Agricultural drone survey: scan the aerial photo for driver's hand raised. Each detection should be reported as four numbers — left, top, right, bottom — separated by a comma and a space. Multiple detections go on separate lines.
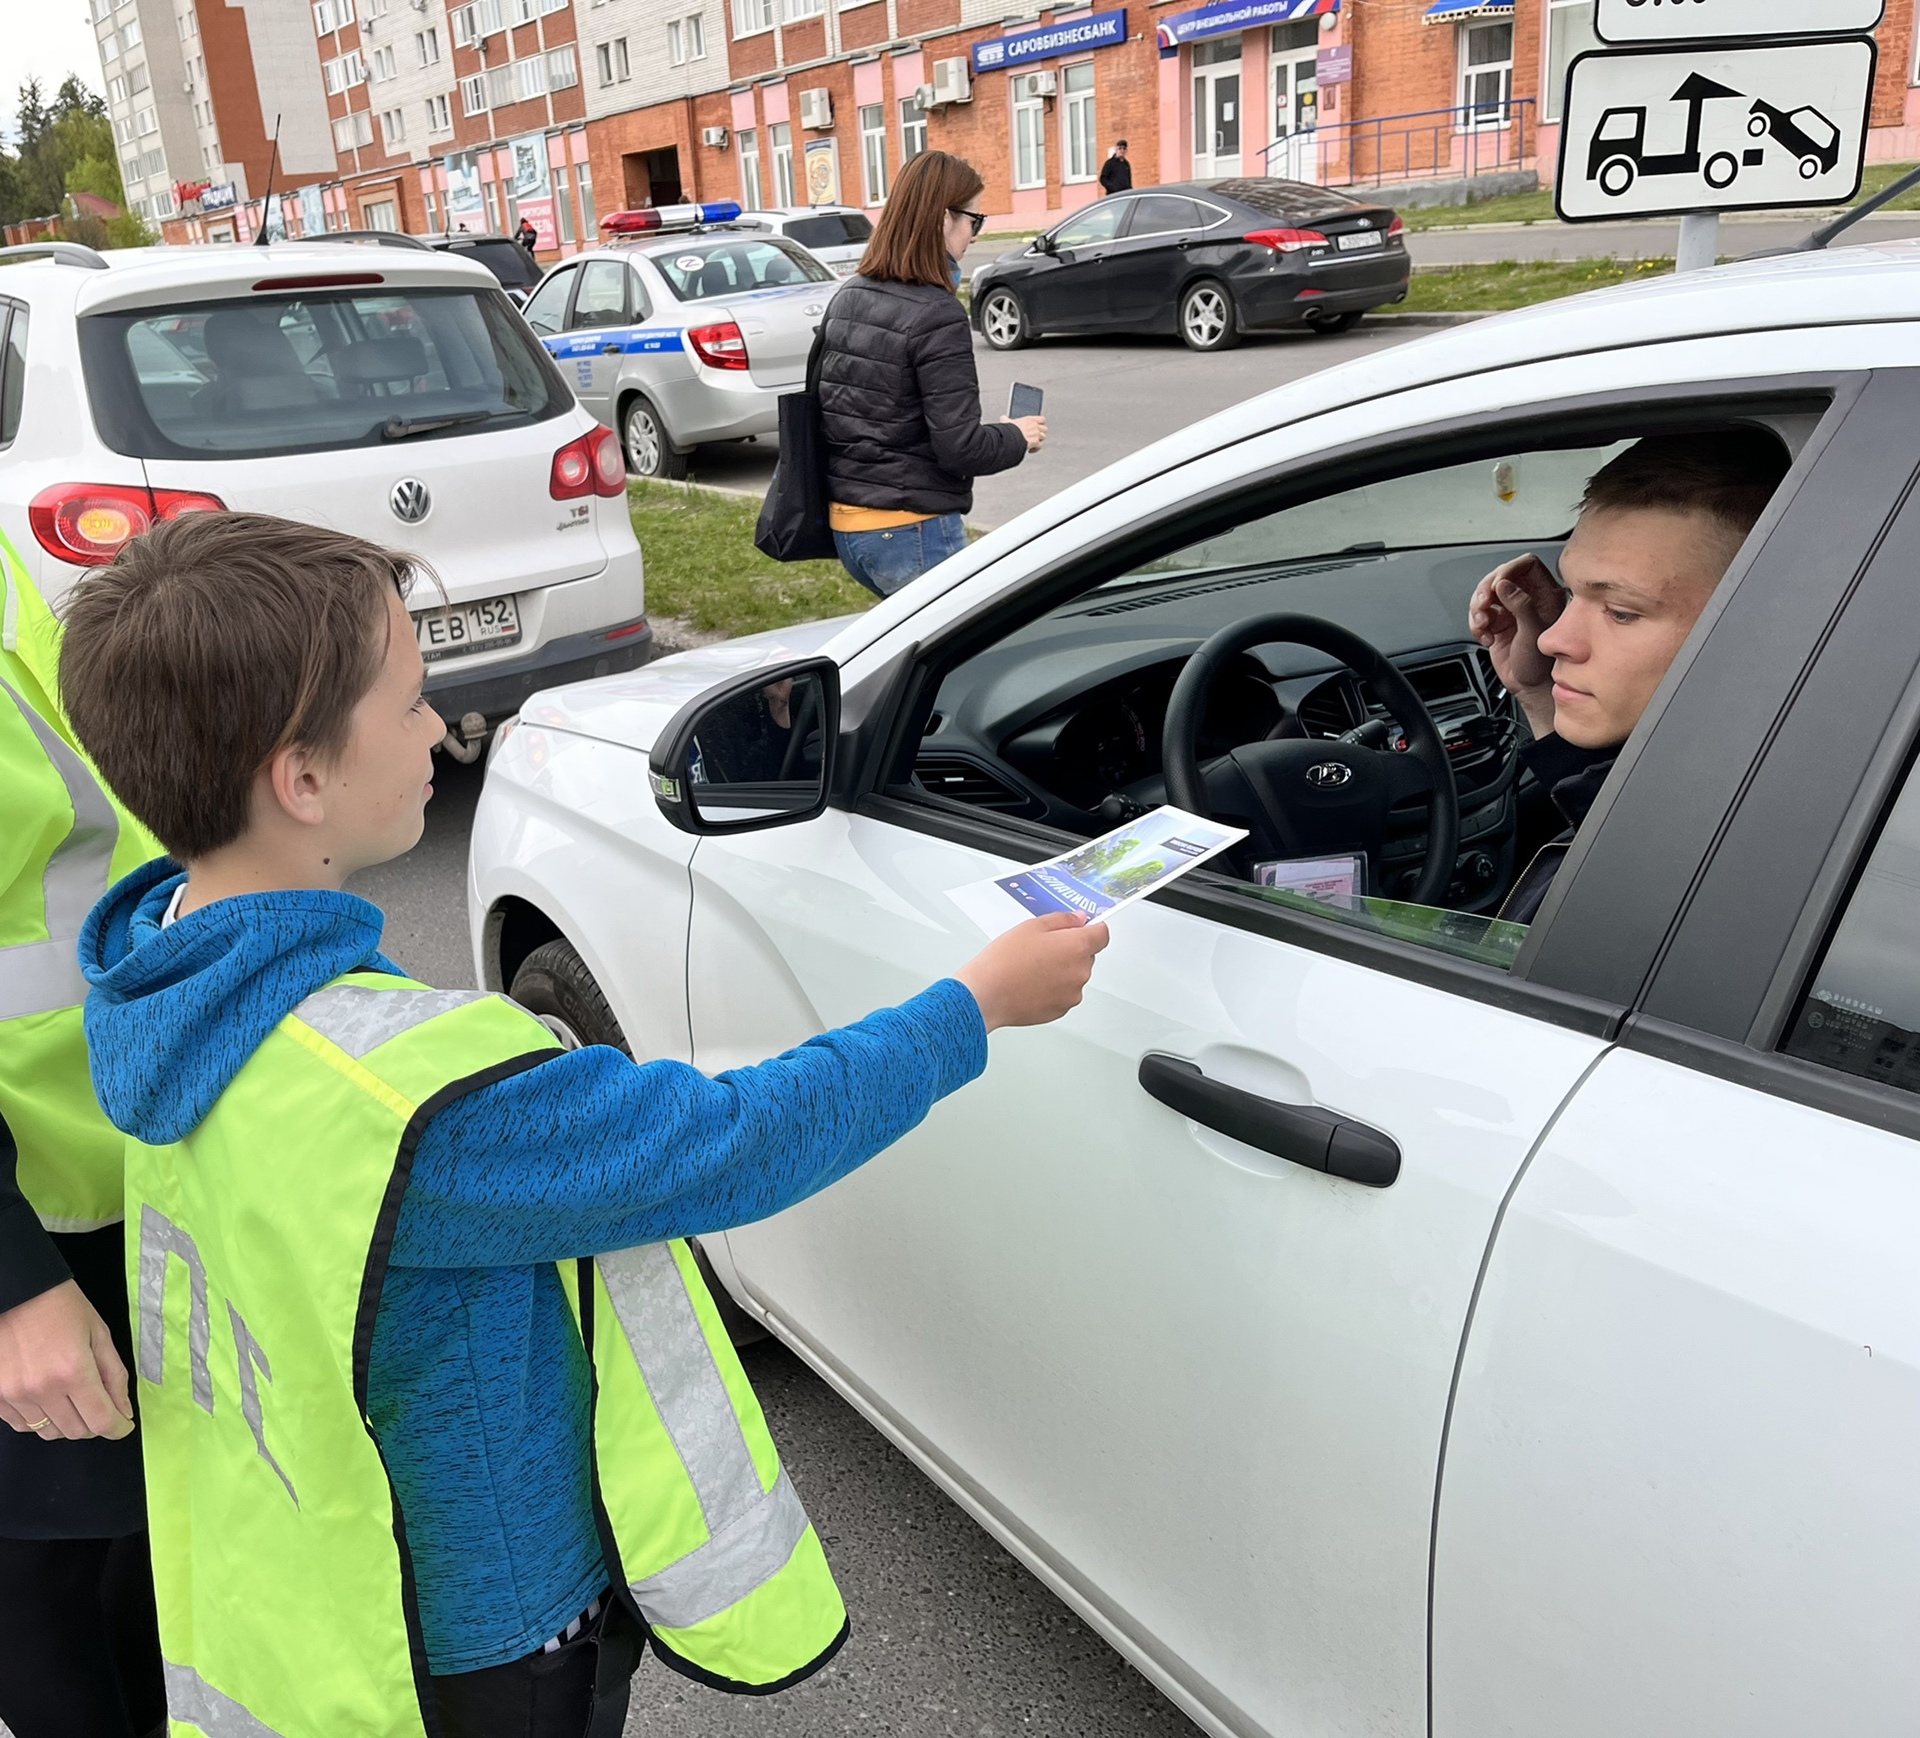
1468, 554, 1563, 738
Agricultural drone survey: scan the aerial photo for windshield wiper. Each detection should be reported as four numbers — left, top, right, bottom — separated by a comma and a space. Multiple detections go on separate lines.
379, 410, 493, 441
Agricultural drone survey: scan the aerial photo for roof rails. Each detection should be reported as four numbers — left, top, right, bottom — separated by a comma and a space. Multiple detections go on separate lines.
293, 229, 435, 251
0, 241, 109, 270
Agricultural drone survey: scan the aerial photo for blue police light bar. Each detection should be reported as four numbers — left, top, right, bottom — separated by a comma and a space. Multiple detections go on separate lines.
601, 201, 742, 236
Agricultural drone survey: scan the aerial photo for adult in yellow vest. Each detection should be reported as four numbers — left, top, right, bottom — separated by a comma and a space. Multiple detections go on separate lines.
62, 512, 1106, 1737
0, 530, 166, 1738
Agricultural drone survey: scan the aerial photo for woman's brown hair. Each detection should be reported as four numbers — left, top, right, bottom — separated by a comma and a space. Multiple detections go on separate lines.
858, 150, 984, 289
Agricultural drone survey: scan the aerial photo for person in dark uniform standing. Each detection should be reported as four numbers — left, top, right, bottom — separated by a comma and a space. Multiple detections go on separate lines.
1098, 139, 1132, 195
516, 217, 539, 255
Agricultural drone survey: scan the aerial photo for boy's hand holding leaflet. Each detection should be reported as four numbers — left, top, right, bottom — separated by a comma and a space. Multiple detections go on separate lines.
956, 912, 1110, 1030
951, 806, 1247, 938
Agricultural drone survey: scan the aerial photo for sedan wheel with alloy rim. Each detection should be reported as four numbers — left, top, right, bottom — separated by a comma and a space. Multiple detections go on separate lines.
1179, 281, 1239, 352
622, 397, 688, 480
979, 287, 1031, 351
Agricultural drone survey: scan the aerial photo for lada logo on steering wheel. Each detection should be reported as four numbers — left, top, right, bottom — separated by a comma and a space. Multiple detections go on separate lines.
1305, 761, 1354, 790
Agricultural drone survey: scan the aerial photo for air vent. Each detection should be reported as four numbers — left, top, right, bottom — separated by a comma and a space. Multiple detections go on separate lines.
914, 755, 1032, 811
1406, 657, 1476, 708
1297, 677, 1355, 738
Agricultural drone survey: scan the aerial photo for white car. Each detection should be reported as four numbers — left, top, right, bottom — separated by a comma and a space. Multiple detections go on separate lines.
0, 237, 647, 738
469, 246, 1920, 1736
729, 206, 874, 277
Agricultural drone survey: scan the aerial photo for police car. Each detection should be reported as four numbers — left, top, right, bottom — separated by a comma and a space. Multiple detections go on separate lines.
522, 203, 834, 480
0, 238, 647, 744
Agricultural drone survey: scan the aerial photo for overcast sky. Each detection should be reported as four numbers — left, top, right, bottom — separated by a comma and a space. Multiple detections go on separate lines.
1, 6, 105, 143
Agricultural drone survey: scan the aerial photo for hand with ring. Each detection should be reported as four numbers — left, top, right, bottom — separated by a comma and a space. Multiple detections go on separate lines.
0, 1280, 136, 1441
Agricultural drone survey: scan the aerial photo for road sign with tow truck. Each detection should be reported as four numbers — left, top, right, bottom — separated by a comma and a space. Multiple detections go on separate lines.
1555, 36, 1876, 223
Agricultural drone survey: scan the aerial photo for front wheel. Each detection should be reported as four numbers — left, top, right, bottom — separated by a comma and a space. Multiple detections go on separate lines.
1179, 279, 1240, 352
621, 396, 688, 480
978, 287, 1031, 351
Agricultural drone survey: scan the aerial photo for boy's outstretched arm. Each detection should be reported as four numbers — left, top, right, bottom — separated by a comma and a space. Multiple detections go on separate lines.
392, 914, 1108, 1269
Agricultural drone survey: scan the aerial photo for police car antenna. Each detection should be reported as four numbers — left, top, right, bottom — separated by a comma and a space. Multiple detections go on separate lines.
1803, 162, 1920, 251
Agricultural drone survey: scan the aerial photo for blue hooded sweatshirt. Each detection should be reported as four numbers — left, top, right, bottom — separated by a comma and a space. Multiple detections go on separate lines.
80, 859, 987, 1675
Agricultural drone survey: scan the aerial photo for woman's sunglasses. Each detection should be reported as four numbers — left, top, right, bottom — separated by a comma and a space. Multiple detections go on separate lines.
949, 207, 987, 237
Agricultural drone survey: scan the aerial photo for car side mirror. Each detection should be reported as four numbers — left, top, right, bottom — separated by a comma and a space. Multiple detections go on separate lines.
649, 657, 841, 836
1037, 234, 1057, 256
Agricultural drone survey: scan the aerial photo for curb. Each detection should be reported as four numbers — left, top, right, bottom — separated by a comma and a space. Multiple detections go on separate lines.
1364, 311, 1493, 326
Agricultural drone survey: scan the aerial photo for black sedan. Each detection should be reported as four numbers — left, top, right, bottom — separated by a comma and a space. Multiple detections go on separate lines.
970, 178, 1409, 354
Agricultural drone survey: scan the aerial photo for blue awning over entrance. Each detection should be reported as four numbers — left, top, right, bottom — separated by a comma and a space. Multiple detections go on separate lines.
1423, 0, 1513, 21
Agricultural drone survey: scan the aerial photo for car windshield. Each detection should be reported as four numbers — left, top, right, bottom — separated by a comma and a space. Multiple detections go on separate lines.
782, 212, 872, 249
651, 237, 833, 301
79, 285, 564, 460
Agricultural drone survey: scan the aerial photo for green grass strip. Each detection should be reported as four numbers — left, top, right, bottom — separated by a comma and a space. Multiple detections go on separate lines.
1404, 256, 1675, 312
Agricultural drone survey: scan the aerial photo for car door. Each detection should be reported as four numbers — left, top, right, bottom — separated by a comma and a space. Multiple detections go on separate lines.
1104, 193, 1205, 328
561, 257, 633, 426
679, 357, 1881, 1732
1022, 199, 1129, 332
1432, 372, 1920, 1736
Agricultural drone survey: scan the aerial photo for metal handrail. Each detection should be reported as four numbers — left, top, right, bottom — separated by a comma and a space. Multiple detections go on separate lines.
1261, 98, 1535, 189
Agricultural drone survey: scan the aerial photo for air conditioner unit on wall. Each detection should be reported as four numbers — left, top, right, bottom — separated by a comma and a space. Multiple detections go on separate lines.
914, 81, 936, 111
798, 87, 833, 130
1012, 69, 1056, 101
702, 125, 729, 148
930, 57, 970, 106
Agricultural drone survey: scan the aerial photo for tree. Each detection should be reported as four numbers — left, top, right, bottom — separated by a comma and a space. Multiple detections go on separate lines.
1, 75, 152, 245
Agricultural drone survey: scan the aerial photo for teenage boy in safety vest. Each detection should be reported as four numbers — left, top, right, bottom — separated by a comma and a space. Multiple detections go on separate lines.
61, 511, 1107, 1738
0, 534, 167, 1738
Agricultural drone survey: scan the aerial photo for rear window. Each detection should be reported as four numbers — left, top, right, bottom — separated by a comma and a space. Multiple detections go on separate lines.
79, 285, 568, 461
445, 238, 542, 289
782, 213, 872, 249
652, 237, 832, 302
1212, 178, 1365, 222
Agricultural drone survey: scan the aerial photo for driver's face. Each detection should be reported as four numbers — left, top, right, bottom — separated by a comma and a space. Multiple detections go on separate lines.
1537, 504, 1742, 750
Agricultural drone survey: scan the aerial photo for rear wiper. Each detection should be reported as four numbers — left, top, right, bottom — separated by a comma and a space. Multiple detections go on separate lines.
380, 410, 492, 441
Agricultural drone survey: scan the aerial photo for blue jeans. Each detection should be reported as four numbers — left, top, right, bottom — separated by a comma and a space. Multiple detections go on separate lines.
833, 513, 968, 599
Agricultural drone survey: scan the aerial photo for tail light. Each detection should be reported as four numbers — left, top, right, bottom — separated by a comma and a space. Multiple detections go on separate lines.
28, 483, 225, 566
687, 322, 748, 371
550, 426, 629, 500
1387, 216, 1405, 239
1245, 228, 1328, 254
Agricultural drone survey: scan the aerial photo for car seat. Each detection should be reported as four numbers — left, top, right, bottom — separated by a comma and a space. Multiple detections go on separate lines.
203, 309, 323, 414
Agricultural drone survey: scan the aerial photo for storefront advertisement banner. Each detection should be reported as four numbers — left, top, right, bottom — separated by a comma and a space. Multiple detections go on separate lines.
511, 132, 550, 201
1156, 0, 1336, 54
804, 137, 840, 206
517, 196, 557, 250
299, 184, 326, 236
974, 8, 1127, 73
199, 181, 237, 211
445, 153, 485, 230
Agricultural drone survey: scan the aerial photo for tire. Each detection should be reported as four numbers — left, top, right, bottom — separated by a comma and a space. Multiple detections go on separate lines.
1597, 156, 1636, 197
510, 937, 629, 1055
621, 395, 688, 481
1179, 279, 1240, 352
1704, 152, 1738, 191
1305, 309, 1361, 336
978, 286, 1031, 351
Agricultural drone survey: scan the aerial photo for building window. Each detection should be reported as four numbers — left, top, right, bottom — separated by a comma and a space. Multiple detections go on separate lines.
416, 27, 442, 66
323, 52, 365, 93
578, 160, 596, 233
1459, 22, 1513, 128
120, 18, 140, 50
737, 129, 763, 207
597, 38, 629, 83
548, 46, 579, 88
332, 110, 374, 149
770, 121, 794, 207
362, 197, 399, 230
686, 13, 705, 57
514, 56, 547, 100
313, 0, 355, 34
373, 45, 397, 80
381, 107, 406, 148
1545, 0, 1597, 123
859, 102, 886, 202
899, 92, 927, 161
108, 74, 127, 102
135, 106, 156, 137
667, 19, 684, 62
1013, 85, 1045, 188
460, 74, 489, 115
426, 93, 452, 132
1062, 59, 1095, 182
778, 0, 823, 18
733, 0, 773, 33
553, 164, 575, 242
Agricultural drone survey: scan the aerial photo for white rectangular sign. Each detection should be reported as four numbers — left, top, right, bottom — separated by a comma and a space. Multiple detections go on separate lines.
1595, 0, 1884, 45
1556, 38, 1876, 222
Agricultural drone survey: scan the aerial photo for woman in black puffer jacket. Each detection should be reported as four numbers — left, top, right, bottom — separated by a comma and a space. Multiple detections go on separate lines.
817, 151, 1046, 596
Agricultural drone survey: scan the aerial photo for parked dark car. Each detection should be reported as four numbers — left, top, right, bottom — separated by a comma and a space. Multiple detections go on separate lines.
970, 178, 1408, 354
427, 233, 545, 306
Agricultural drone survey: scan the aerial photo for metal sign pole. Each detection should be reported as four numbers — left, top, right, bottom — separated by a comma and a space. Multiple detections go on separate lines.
1676, 210, 1721, 273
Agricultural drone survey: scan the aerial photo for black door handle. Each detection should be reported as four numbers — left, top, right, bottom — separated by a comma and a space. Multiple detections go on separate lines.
1137, 1053, 1400, 1187
601, 342, 622, 354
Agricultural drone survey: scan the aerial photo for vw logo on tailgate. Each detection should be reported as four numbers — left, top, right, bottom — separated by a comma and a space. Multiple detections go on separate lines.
389, 478, 432, 524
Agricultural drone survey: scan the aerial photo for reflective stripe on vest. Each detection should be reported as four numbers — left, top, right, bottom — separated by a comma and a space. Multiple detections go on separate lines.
164, 1659, 289, 1738
597, 1243, 812, 1632
0, 672, 117, 1020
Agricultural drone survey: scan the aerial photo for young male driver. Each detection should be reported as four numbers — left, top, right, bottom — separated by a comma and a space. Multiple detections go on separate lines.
1469, 431, 1790, 923
62, 513, 1107, 1738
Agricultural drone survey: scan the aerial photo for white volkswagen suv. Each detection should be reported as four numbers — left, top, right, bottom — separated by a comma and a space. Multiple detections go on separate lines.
0, 238, 649, 740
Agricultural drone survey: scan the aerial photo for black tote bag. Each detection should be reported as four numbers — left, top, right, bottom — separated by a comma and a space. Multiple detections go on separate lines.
754, 326, 836, 563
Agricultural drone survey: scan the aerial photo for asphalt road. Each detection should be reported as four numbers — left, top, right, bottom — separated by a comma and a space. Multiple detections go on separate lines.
1404, 205, 1920, 266
682, 318, 1429, 528
348, 757, 1205, 1738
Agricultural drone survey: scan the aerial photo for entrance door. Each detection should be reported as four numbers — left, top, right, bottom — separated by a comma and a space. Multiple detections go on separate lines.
1191, 37, 1242, 179
1271, 50, 1320, 182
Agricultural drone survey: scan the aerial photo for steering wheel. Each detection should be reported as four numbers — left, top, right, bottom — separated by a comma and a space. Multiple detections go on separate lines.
1162, 614, 1461, 909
